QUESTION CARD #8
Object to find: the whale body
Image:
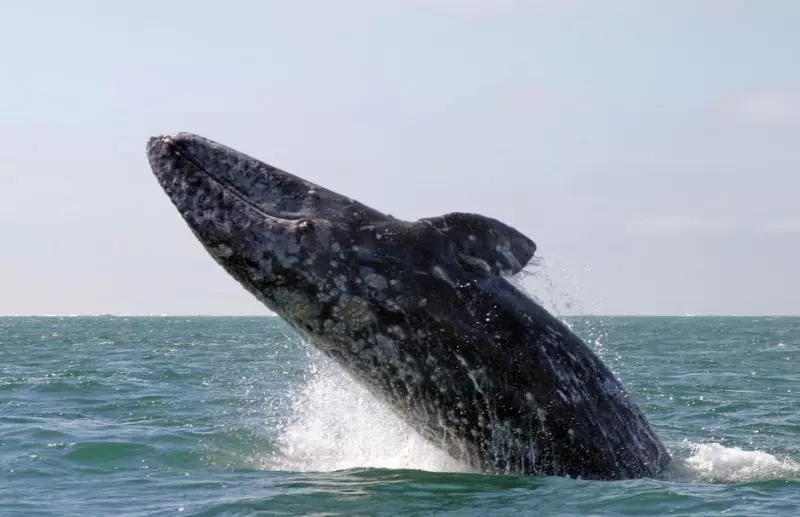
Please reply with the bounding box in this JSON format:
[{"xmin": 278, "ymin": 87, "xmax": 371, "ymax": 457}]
[{"xmin": 146, "ymin": 132, "xmax": 670, "ymax": 479}]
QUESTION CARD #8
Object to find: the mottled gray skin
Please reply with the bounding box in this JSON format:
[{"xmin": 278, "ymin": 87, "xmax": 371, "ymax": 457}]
[{"xmin": 146, "ymin": 132, "xmax": 671, "ymax": 480}]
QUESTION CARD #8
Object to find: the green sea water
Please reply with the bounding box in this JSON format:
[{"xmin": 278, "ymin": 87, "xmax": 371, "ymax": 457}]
[{"xmin": 1, "ymin": 315, "xmax": 798, "ymax": 516}]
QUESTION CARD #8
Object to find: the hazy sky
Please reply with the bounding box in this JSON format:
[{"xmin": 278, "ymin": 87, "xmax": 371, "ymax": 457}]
[{"xmin": 1, "ymin": 1, "xmax": 798, "ymax": 316}]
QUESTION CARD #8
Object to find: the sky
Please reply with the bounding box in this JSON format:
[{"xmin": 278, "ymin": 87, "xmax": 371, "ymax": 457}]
[{"xmin": 1, "ymin": 0, "xmax": 798, "ymax": 316}]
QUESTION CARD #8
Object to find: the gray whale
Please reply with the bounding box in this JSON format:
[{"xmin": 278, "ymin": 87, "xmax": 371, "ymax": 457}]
[{"xmin": 146, "ymin": 132, "xmax": 670, "ymax": 479}]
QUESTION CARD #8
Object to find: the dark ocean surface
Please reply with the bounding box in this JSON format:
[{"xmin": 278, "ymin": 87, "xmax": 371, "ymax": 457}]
[{"xmin": 1, "ymin": 315, "xmax": 798, "ymax": 516}]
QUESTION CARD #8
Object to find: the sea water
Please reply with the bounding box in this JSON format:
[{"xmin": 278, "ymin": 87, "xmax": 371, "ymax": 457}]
[{"xmin": 1, "ymin": 312, "xmax": 798, "ymax": 515}]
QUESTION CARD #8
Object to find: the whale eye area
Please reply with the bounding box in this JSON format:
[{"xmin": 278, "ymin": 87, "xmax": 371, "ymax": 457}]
[{"xmin": 296, "ymin": 219, "xmax": 314, "ymax": 234}]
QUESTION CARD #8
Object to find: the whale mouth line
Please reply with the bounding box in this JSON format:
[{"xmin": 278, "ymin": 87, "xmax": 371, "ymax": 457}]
[{"xmin": 154, "ymin": 135, "xmax": 299, "ymax": 223}]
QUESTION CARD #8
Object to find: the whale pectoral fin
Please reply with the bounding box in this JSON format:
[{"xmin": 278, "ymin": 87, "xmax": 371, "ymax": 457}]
[{"xmin": 419, "ymin": 212, "xmax": 536, "ymax": 276}]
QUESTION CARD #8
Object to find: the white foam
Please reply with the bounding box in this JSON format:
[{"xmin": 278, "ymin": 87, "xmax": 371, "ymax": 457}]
[
  {"xmin": 673, "ymin": 440, "xmax": 800, "ymax": 483},
  {"xmin": 266, "ymin": 353, "xmax": 471, "ymax": 473}
]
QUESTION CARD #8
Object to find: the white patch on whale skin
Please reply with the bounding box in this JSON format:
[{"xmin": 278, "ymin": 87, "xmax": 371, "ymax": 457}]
[
  {"xmin": 273, "ymin": 247, "xmax": 300, "ymax": 268},
  {"xmin": 494, "ymin": 245, "xmax": 520, "ymax": 271},
  {"xmin": 213, "ymin": 244, "xmax": 234, "ymax": 258},
  {"xmin": 545, "ymin": 324, "xmax": 564, "ymax": 340},
  {"xmin": 458, "ymin": 254, "xmax": 492, "ymax": 274},
  {"xmin": 431, "ymin": 265, "xmax": 454, "ymax": 285},
  {"xmin": 332, "ymin": 295, "xmax": 376, "ymax": 331},
  {"xmin": 363, "ymin": 270, "xmax": 388, "ymax": 290},
  {"xmin": 333, "ymin": 275, "xmax": 348, "ymax": 292},
  {"xmin": 366, "ymin": 334, "xmax": 424, "ymax": 389},
  {"xmin": 388, "ymin": 325, "xmax": 407, "ymax": 339},
  {"xmin": 602, "ymin": 377, "xmax": 622, "ymax": 398},
  {"xmin": 272, "ymin": 287, "xmax": 318, "ymax": 322},
  {"xmin": 382, "ymin": 298, "xmax": 402, "ymax": 312},
  {"xmin": 348, "ymin": 338, "xmax": 366, "ymax": 353}
]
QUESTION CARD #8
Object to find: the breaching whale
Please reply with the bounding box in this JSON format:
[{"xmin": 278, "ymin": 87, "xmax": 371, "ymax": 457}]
[{"xmin": 146, "ymin": 132, "xmax": 670, "ymax": 480}]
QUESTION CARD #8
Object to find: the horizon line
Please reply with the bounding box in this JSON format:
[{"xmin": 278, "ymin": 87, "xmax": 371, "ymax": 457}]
[{"xmin": 1, "ymin": 313, "xmax": 799, "ymax": 318}]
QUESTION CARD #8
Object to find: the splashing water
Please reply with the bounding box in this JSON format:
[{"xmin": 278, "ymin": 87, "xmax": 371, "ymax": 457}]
[
  {"xmin": 267, "ymin": 352, "xmax": 799, "ymax": 484},
  {"xmin": 268, "ymin": 352, "xmax": 471, "ymax": 473},
  {"xmin": 511, "ymin": 256, "xmax": 588, "ymax": 317},
  {"xmin": 673, "ymin": 441, "xmax": 800, "ymax": 483},
  {"xmin": 511, "ymin": 259, "xmax": 613, "ymax": 365}
]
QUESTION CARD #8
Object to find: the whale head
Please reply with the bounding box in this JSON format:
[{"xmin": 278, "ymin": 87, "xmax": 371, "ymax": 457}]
[{"xmin": 146, "ymin": 132, "xmax": 536, "ymax": 340}]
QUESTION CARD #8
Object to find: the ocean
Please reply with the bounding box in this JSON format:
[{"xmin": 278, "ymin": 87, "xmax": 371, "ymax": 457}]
[{"xmin": 1, "ymin": 315, "xmax": 797, "ymax": 516}]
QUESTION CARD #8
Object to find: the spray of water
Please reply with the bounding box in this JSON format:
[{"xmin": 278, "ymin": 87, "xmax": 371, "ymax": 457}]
[
  {"xmin": 267, "ymin": 351, "xmax": 471, "ymax": 473},
  {"xmin": 509, "ymin": 257, "xmax": 585, "ymax": 318},
  {"xmin": 672, "ymin": 441, "xmax": 800, "ymax": 483}
]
